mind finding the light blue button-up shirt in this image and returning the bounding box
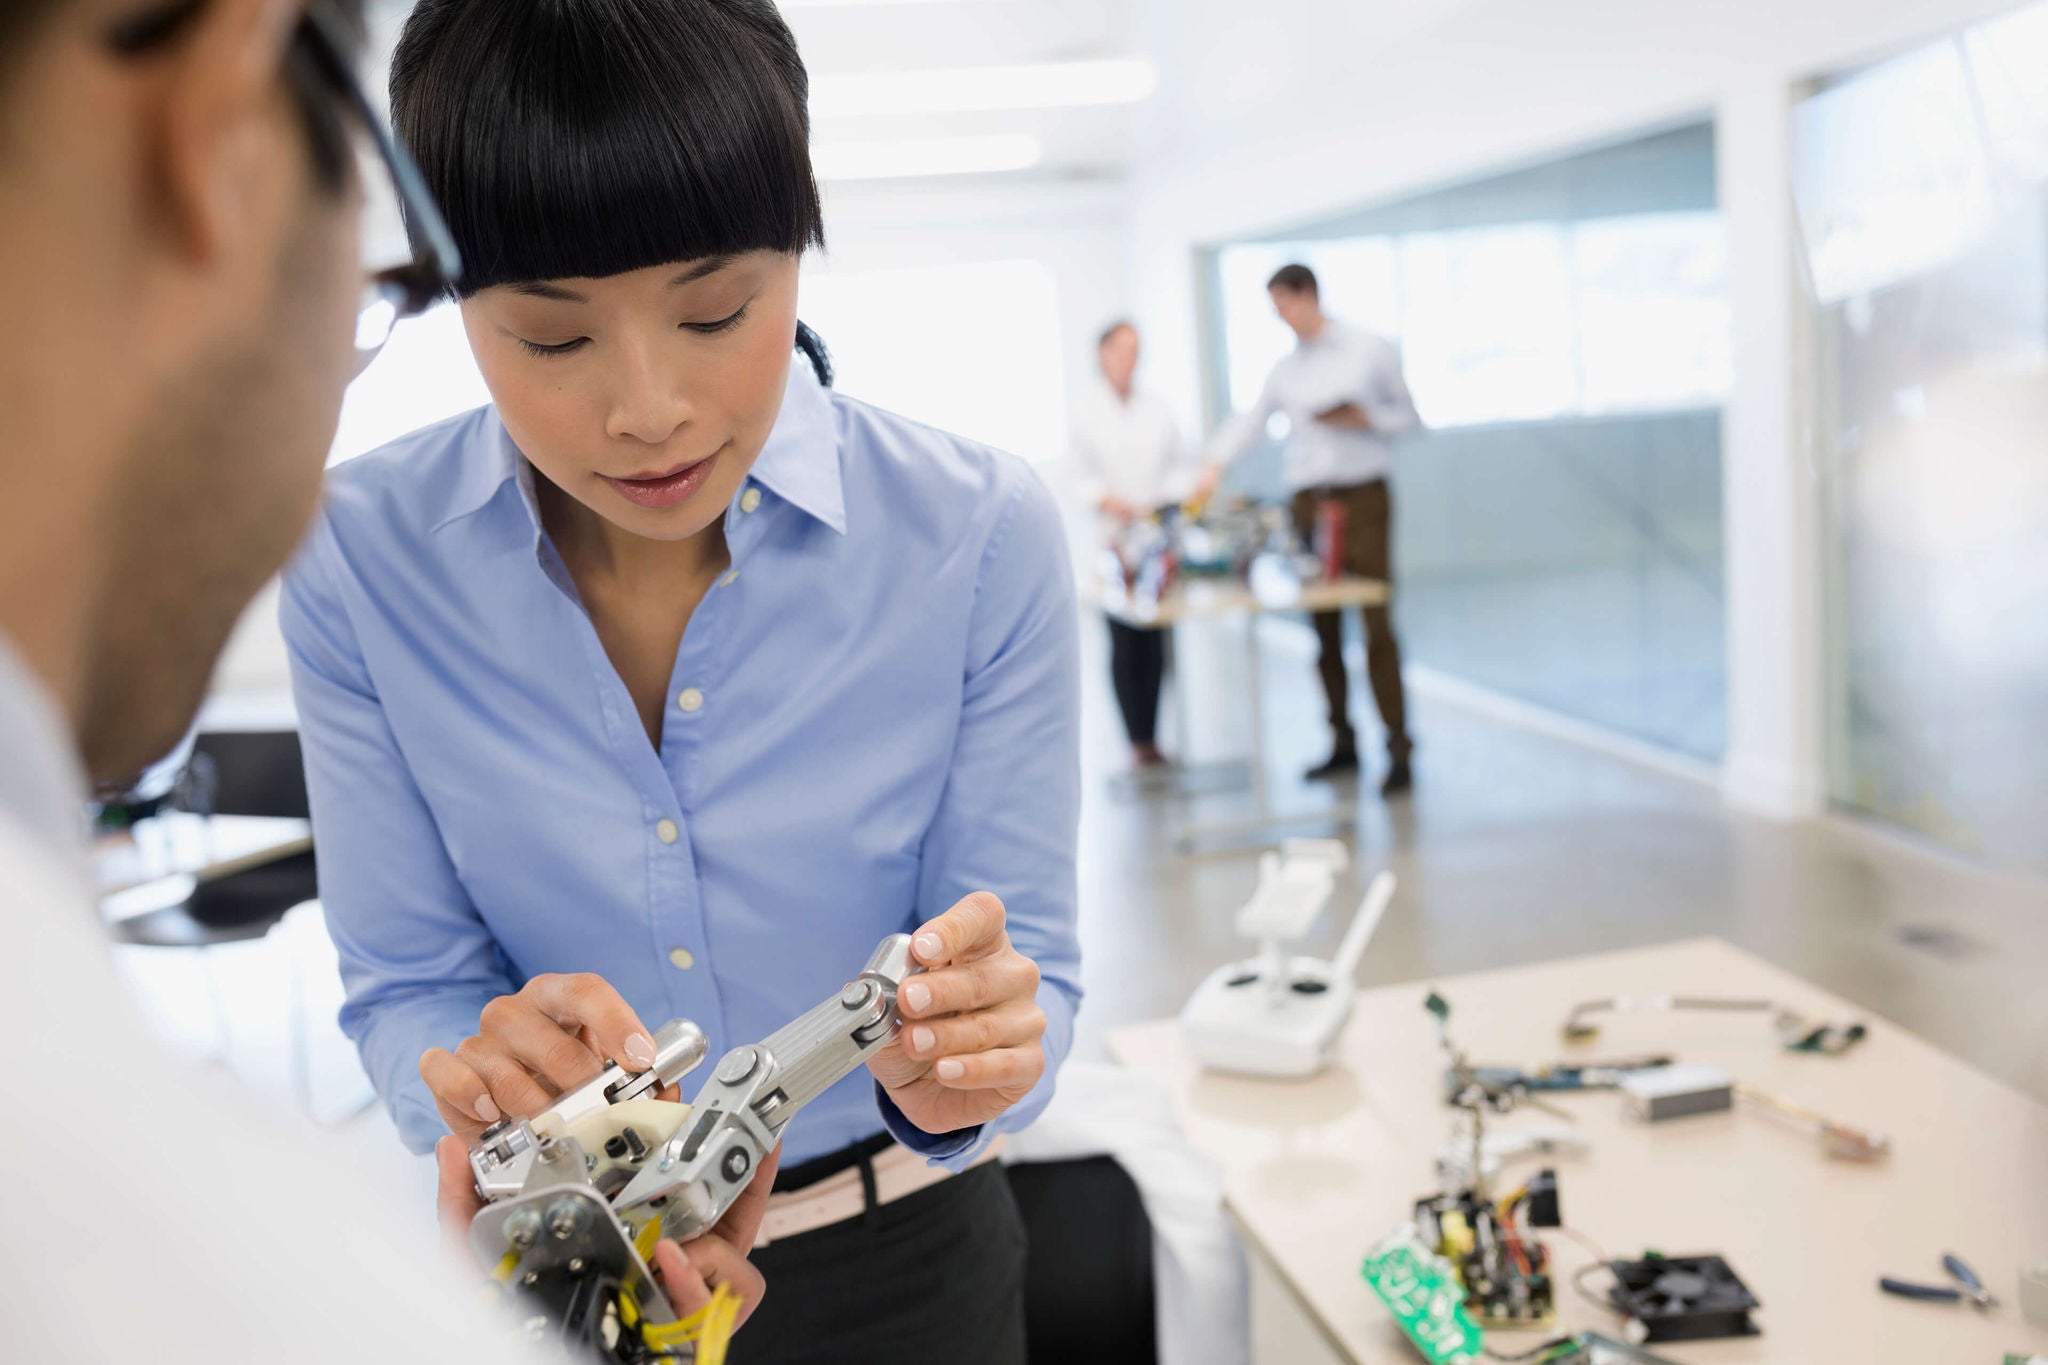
[281,360,1081,1164]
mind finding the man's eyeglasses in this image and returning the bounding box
[108,0,463,373]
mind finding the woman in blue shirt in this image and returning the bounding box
[281,2,1080,1360]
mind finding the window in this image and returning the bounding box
[797,257,1067,464]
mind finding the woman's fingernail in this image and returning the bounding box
[624,1032,656,1069]
[936,1058,965,1081]
[903,981,931,1013]
[474,1094,501,1123]
[914,932,943,961]
[911,1026,935,1055]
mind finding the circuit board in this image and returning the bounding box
[1362,1227,1486,1365]
[1416,1186,1557,1330]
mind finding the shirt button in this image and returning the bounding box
[669,947,695,971]
[719,569,739,588]
[677,688,704,713]
[656,819,679,844]
[740,487,763,514]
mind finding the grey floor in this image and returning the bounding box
[1071,611,2048,1108]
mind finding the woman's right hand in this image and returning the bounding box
[420,973,662,1142]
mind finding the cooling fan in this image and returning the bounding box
[1606,1254,1760,1342]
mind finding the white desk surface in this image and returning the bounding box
[1097,574,1388,629]
[95,812,313,895]
[1108,937,2048,1364]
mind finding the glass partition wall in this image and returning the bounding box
[1794,3,2048,873]
[1205,124,1730,760]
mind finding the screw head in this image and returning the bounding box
[505,1208,543,1251]
[546,1198,590,1241]
[840,980,877,1011]
[721,1146,751,1182]
[715,1046,759,1084]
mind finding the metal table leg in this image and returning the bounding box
[1173,612,1354,854]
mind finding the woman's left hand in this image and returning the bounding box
[867,891,1046,1137]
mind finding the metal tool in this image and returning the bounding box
[1881,1252,1997,1309]
[615,933,919,1239]
[465,933,922,1361]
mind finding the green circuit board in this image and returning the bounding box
[1362,1228,1486,1365]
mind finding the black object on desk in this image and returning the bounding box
[107,729,316,942]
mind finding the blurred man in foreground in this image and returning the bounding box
[0,1,761,1356]
[1205,264,1422,795]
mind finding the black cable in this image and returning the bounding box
[1483,1335,1577,1362]
[1573,1260,1624,1318]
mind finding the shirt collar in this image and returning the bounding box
[744,359,846,535]
[430,414,522,535]
[0,629,90,862]
[430,358,846,537]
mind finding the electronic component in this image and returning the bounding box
[1738,1083,1890,1161]
[2023,1260,2048,1329]
[1455,1057,1672,1099]
[466,934,919,1362]
[1414,1176,1560,1328]
[1605,1254,1760,1342]
[1523,1169,1562,1229]
[1559,1334,1686,1364]
[1561,994,1866,1056]
[1181,842,1395,1077]
[1619,1064,1732,1123]
[1360,1226,1484,1365]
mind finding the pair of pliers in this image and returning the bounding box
[1880,1253,1997,1309]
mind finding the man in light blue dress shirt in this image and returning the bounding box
[283,354,1082,1167]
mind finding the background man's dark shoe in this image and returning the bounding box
[1380,759,1413,797]
[1305,748,1360,781]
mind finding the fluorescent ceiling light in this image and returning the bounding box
[811,58,1157,118]
[813,134,1042,181]
[782,1,1002,7]
[783,0,1004,7]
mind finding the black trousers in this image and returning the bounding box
[727,1160,1028,1365]
[1107,620,1166,748]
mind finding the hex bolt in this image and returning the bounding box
[716,1046,759,1085]
[840,980,876,1011]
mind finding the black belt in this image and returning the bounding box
[773,1129,895,1195]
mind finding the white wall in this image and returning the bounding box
[814,177,1131,431]
[1123,0,2022,818]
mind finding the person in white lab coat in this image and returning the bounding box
[1070,321,1202,767]
[1205,264,1421,795]
[0,1,765,1358]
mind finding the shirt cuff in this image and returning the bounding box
[874,1083,982,1166]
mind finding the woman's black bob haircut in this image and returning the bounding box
[391,0,825,297]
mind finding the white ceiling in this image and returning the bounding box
[363,0,1149,187]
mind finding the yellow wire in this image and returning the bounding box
[640,1282,743,1363]
[634,1217,665,1264]
[491,1251,520,1285]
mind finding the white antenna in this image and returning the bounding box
[1332,871,1397,983]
